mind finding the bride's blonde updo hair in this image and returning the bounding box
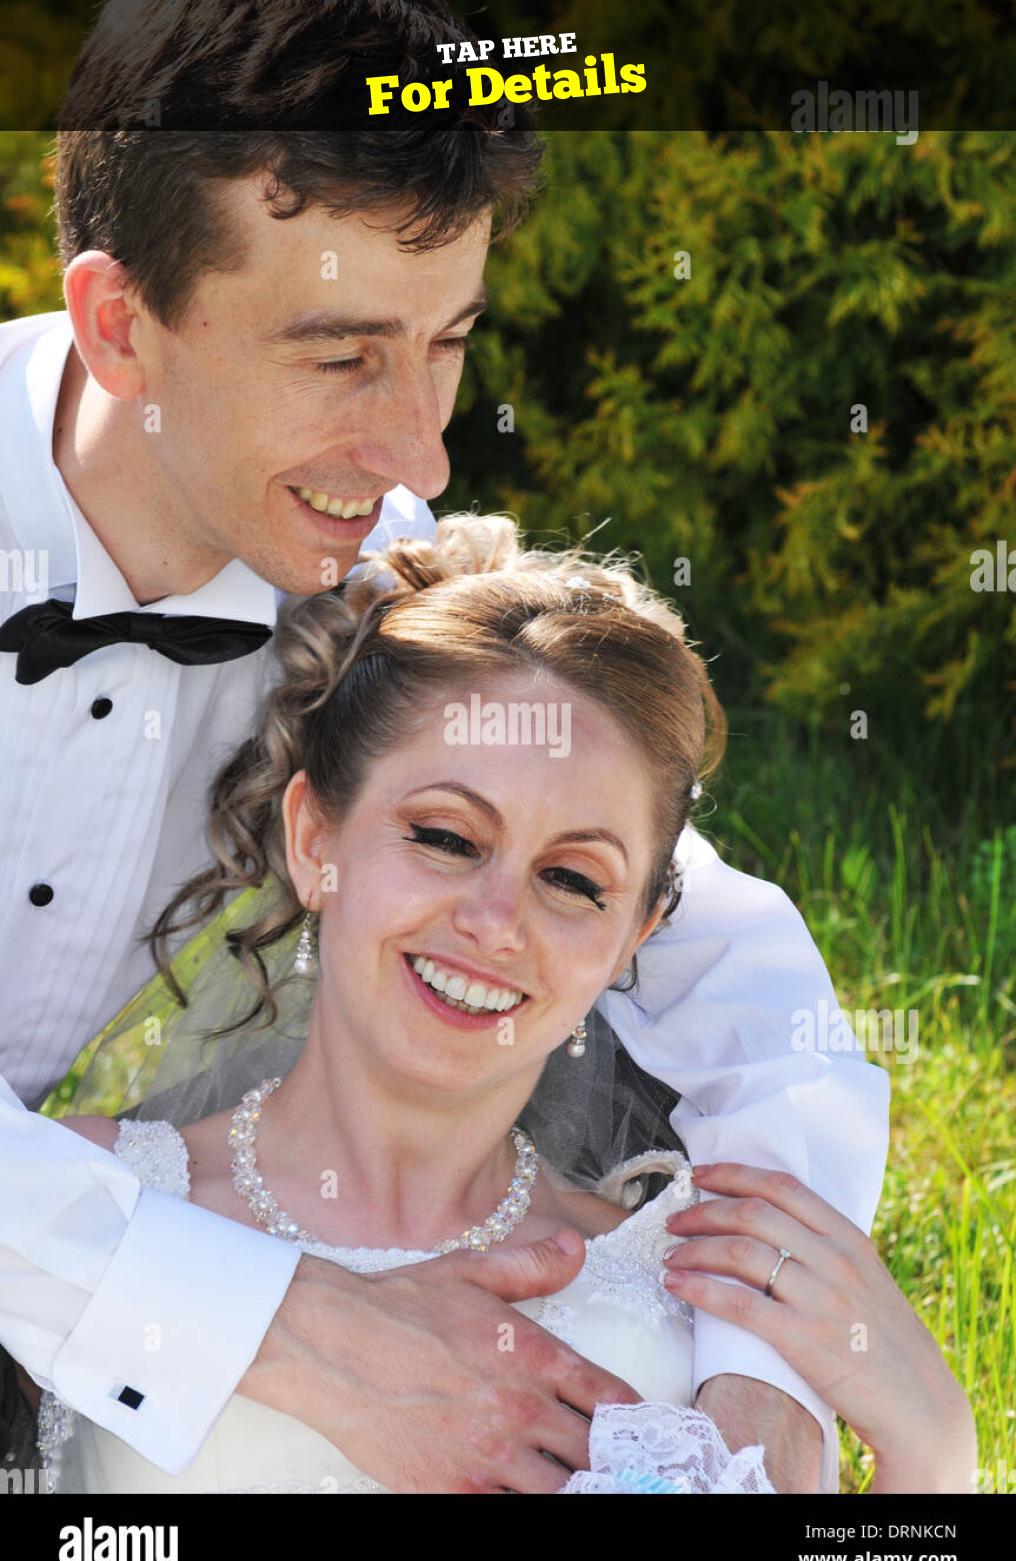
[151,514,726,1026]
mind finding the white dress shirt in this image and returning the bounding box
[0,310,888,1489]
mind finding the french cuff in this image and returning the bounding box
[51,1185,300,1474]
[692,1312,840,1493]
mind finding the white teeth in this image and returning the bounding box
[409,955,524,1016]
[295,487,375,519]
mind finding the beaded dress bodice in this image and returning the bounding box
[36,1120,772,1495]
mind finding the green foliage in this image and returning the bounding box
[0,130,61,316]
[446,130,1016,804]
[0,3,98,130]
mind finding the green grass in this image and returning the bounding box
[709,712,1015,1492]
[42,712,1015,1492]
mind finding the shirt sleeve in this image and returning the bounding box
[595,826,890,1493]
[361,485,436,552]
[0,1078,299,1473]
[387,485,436,538]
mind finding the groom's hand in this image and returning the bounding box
[238,1230,640,1492]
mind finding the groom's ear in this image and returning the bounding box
[282,770,330,910]
[63,250,150,401]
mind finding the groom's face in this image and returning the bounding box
[136,181,491,594]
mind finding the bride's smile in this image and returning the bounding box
[401,951,529,1025]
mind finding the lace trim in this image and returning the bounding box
[300,1239,436,1272]
[560,1402,776,1494]
[581,1153,697,1328]
[114,1119,191,1197]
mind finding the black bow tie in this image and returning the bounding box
[0,599,273,685]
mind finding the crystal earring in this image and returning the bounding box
[566,1018,587,1059]
[293,910,316,976]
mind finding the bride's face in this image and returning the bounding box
[283,670,664,1100]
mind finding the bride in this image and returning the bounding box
[29,516,974,1494]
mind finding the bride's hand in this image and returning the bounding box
[661,1162,977,1493]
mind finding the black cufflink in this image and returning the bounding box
[113,1385,145,1410]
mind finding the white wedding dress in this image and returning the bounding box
[37,1121,774,1494]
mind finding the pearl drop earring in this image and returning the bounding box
[566,1018,587,1058]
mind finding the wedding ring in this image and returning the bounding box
[764,1247,792,1298]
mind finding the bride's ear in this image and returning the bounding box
[282,771,329,911]
[607,894,668,987]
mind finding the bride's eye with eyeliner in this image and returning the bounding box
[542,866,607,910]
[403,823,478,857]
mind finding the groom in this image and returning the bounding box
[0,1,887,1492]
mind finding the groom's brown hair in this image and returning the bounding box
[53,0,543,330]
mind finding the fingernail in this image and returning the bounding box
[552,1230,584,1256]
[663,1270,687,1289]
[661,1243,679,1263]
[692,1164,713,1178]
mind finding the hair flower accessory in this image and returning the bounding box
[689,779,702,801]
